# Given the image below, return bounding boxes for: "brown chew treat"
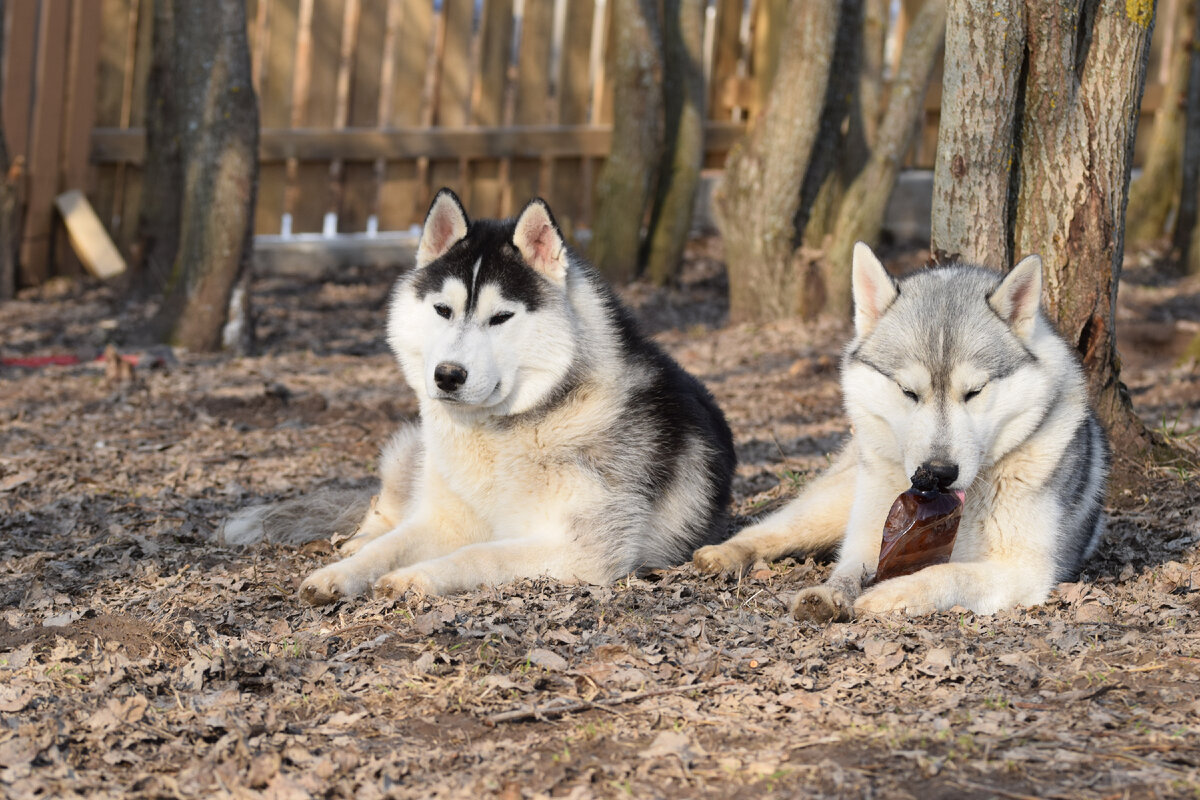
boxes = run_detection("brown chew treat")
[871,465,962,585]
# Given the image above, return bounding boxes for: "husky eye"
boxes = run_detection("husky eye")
[899,386,919,402]
[489,311,514,326]
[964,386,985,402]
[434,303,452,319]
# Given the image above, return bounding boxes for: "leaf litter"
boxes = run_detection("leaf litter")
[1,242,1199,798]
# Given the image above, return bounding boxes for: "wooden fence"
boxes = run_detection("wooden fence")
[0,0,1180,285]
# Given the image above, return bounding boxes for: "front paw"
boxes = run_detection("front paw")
[693,542,753,576]
[374,568,439,600]
[299,563,372,606]
[854,579,935,616]
[791,586,854,623]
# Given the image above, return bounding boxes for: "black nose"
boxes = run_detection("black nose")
[921,461,959,489]
[434,362,468,392]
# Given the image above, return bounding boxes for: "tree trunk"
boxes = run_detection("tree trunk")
[134,0,183,296]
[0,0,20,301]
[825,0,947,313]
[1125,0,1192,245]
[714,0,845,322]
[152,0,259,351]
[1013,0,1157,466]
[643,0,706,286]
[590,0,662,284]
[930,0,1025,267]
[1175,0,1200,275]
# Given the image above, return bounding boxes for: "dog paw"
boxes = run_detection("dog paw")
[693,542,752,575]
[338,535,368,556]
[374,568,439,600]
[299,564,371,606]
[854,581,936,616]
[791,586,854,623]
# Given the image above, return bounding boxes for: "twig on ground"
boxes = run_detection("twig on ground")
[484,678,734,725]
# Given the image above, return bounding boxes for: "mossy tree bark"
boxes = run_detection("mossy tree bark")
[150,0,259,352]
[590,0,662,284]
[933,0,1165,479]
[643,0,706,286]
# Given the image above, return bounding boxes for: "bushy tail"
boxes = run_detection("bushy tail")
[219,486,375,547]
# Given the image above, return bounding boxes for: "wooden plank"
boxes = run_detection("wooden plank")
[468,0,515,218]
[429,0,474,201]
[255,0,299,235]
[114,0,153,257]
[709,0,744,120]
[55,190,127,278]
[56,0,104,277]
[19,0,71,285]
[91,121,749,162]
[338,0,386,233]
[291,0,344,233]
[550,0,594,230]
[90,0,132,235]
[378,0,434,230]
[3,2,38,163]
[508,0,555,210]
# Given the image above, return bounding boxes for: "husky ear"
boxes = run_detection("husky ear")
[990,254,1043,340]
[513,198,568,285]
[851,242,898,337]
[416,189,469,268]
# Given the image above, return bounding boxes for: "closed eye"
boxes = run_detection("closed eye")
[899,386,918,402]
[964,385,985,402]
[434,303,452,319]
[489,311,515,326]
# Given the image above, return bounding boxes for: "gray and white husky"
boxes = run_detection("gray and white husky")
[694,243,1109,620]
[298,189,736,604]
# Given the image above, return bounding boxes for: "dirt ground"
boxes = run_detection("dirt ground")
[2,240,1199,799]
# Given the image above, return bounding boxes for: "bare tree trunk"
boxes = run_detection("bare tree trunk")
[1175,0,1200,275]
[714,1,845,322]
[0,0,20,301]
[643,0,706,286]
[1125,0,1192,245]
[930,0,1026,267]
[590,0,662,284]
[825,0,947,313]
[152,0,259,351]
[1013,0,1157,465]
[134,0,182,297]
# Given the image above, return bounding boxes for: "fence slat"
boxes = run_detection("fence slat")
[20,0,71,284]
[3,3,38,163]
[550,0,594,231]
[56,0,104,276]
[291,0,345,233]
[468,0,515,218]
[338,0,387,233]
[378,0,434,231]
[508,0,554,211]
[428,0,474,200]
[113,0,152,256]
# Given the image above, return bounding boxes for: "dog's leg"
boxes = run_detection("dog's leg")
[853,558,1055,615]
[693,446,857,575]
[374,537,590,598]
[791,459,903,623]
[340,425,423,556]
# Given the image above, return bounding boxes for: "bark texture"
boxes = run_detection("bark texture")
[714,1,845,322]
[152,0,259,351]
[825,0,947,313]
[0,0,19,301]
[590,0,662,284]
[644,0,706,286]
[1125,0,1192,245]
[134,0,183,296]
[1176,0,1200,275]
[1013,0,1155,463]
[930,0,1025,267]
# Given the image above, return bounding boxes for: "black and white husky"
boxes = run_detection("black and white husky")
[299,190,735,604]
